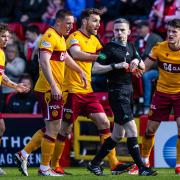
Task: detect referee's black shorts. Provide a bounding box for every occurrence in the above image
[108,86,134,125]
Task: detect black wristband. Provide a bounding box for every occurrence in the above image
[138,59,142,68]
[111,63,116,70]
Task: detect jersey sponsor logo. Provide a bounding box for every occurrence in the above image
[70,39,79,45]
[49,104,61,110]
[159,61,180,73]
[41,41,51,48]
[51,51,66,61]
[60,52,66,61]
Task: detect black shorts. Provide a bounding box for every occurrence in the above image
[108,86,134,125]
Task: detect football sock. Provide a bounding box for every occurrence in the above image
[24,128,45,154]
[40,164,50,171]
[141,157,149,165]
[99,129,119,168]
[127,137,144,168]
[141,133,155,158]
[41,134,56,166]
[91,137,117,166]
[21,150,29,159]
[51,134,66,168]
[176,135,180,165]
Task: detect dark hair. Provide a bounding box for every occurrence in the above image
[167,19,180,28]
[80,8,101,20]
[19,73,33,86]
[56,9,73,20]
[0,23,9,34]
[114,18,130,28]
[26,25,40,34]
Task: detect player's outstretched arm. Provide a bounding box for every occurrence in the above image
[65,52,87,88]
[2,74,29,93]
[92,62,129,74]
[144,57,156,72]
[69,45,98,62]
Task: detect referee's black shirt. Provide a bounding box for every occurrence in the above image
[96,41,141,88]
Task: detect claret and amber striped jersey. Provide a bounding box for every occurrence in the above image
[149,41,180,94]
[0,49,5,85]
[64,30,102,93]
[35,27,66,92]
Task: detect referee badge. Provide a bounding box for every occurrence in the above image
[99,53,106,60]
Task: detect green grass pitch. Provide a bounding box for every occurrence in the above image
[0,167,180,180]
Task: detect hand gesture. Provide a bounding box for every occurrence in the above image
[133,69,144,78]
[51,85,62,101]
[129,58,139,72]
[115,62,129,70]
[16,83,30,93]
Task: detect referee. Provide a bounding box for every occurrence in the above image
[87,18,157,176]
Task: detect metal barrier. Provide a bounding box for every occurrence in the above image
[74,116,142,162]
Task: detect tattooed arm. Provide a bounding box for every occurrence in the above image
[2,74,29,93]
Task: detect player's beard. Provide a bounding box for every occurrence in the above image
[86,23,98,36]
[87,28,95,36]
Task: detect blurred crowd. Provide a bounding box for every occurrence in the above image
[0,0,179,116]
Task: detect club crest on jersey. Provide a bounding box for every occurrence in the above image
[70,39,79,45]
[65,112,71,120]
[63,108,73,120]
[52,110,58,117]
[41,41,51,48]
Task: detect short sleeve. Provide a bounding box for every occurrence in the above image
[95,37,103,53]
[148,43,160,61]
[0,50,5,74]
[39,32,56,53]
[66,34,80,49]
